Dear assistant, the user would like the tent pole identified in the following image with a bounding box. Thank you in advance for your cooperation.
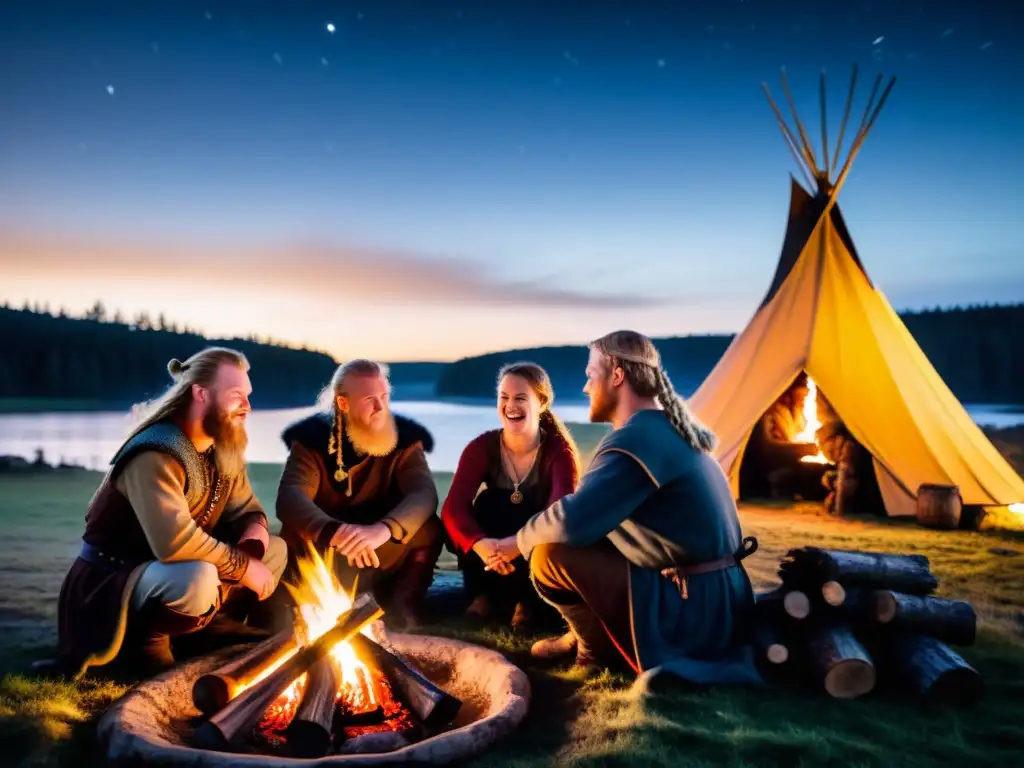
[762,83,818,189]
[831,64,859,177]
[780,68,821,178]
[853,73,884,150]
[819,70,830,181]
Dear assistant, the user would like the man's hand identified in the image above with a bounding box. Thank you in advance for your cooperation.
[238,557,275,600]
[237,521,270,560]
[330,523,391,569]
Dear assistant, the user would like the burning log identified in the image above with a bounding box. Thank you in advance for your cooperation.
[191,593,384,752]
[883,633,983,706]
[805,623,876,699]
[287,655,340,758]
[192,627,298,715]
[351,635,463,730]
[868,590,976,646]
[780,547,939,595]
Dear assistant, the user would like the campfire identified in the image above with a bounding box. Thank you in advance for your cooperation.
[190,544,462,758]
[792,375,832,465]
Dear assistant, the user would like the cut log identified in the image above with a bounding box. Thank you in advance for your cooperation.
[754,586,810,620]
[191,593,384,752]
[351,635,463,730]
[869,590,976,646]
[192,627,298,715]
[780,547,938,595]
[821,580,846,607]
[887,633,983,706]
[286,655,340,758]
[805,624,876,699]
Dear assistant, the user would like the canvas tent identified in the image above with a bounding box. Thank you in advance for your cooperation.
[688,66,1024,517]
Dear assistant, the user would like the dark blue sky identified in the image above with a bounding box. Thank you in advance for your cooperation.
[1,1,1021,360]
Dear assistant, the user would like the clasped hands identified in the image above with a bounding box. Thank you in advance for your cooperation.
[330,522,392,569]
[236,522,274,600]
[472,536,521,576]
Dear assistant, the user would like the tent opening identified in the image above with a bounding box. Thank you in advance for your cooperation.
[738,371,885,516]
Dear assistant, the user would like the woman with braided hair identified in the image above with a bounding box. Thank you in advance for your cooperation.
[442,362,581,634]
[487,330,763,692]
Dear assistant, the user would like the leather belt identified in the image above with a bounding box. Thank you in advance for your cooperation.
[661,536,759,599]
[78,541,144,572]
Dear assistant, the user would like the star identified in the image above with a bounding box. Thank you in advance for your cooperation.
[105,84,115,96]
[980,41,994,50]
[326,22,335,34]
[273,52,282,64]
[151,42,159,53]
[204,10,212,20]
[657,58,666,68]
[873,36,885,45]
[321,57,329,66]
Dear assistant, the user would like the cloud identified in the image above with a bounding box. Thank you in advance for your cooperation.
[0,229,665,310]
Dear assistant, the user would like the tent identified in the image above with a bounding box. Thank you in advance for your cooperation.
[688,66,1024,517]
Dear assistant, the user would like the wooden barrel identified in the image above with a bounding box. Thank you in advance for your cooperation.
[916,484,962,529]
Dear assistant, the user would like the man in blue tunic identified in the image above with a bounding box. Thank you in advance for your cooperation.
[489,330,763,690]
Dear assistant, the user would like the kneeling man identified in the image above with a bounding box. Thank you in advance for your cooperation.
[276,359,442,629]
[489,331,763,690]
[48,347,286,679]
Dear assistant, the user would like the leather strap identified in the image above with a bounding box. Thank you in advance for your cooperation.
[661,536,758,599]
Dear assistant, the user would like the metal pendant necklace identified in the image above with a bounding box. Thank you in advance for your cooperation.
[501,435,538,504]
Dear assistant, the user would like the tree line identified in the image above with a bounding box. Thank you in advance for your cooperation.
[436,303,1024,404]
[1,301,1021,408]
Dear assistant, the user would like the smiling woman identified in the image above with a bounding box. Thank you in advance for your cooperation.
[440,362,582,633]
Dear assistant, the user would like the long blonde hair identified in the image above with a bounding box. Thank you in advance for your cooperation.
[590,330,717,452]
[317,359,391,482]
[498,361,583,488]
[123,346,249,446]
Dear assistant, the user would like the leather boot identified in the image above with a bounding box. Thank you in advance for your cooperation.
[115,601,219,678]
[387,544,440,631]
[531,603,616,671]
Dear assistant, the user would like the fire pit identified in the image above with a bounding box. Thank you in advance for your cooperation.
[97,547,531,765]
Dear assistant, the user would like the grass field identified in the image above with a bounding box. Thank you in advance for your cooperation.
[2,424,1024,766]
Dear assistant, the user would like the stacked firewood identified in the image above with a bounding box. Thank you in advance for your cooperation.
[751,546,983,705]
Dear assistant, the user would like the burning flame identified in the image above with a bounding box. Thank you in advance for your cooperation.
[235,544,378,731]
[793,375,832,465]
[1010,503,1024,516]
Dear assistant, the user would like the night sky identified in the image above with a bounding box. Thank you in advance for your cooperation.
[1,1,1021,360]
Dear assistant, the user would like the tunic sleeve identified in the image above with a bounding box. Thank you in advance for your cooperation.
[218,467,268,536]
[544,442,578,507]
[440,438,489,555]
[117,451,250,582]
[516,447,658,560]
[381,443,439,544]
[275,443,339,550]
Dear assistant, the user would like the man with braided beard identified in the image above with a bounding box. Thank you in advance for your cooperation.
[489,330,763,692]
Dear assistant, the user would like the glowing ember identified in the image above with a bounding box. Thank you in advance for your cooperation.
[793,375,833,464]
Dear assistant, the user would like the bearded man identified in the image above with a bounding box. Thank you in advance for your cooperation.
[276,359,442,629]
[488,331,763,692]
[39,347,287,680]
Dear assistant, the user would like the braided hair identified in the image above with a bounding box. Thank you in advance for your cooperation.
[590,330,717,453]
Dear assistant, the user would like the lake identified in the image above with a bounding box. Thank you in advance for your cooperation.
[1,400,1022,472]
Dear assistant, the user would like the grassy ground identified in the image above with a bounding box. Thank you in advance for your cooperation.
[2,424,1024,766]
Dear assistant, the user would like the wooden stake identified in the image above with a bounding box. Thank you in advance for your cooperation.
[192,627,297,715]
[287,655,341,758]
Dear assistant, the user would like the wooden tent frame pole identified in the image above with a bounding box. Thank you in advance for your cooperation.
[831,65,859,176]
[780,68,820,176]
[762,84,818,189]
[819,71,830,180]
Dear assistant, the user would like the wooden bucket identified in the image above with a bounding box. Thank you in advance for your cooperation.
[916,484,962,529]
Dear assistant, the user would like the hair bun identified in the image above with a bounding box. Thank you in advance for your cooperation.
[167,358,184,377]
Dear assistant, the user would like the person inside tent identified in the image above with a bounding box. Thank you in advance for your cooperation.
[275,359,442,630]
[441,362,581,633]
[741,373,814,499]
[484,331,763,692]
